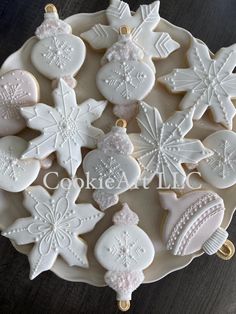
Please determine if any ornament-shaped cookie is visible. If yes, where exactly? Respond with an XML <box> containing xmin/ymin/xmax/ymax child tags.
<box><xmin>95</xmin><ymin>203</ymin><xmax>155</xmax><ymax>311</ymax></box>
<box><xmin>159</xmin><ymin>191</ymin><xmax>234</xmax><ymax>259</ymax></box>
<box><xmin>81</xmin><ymin>0</ymin><xmax>180</xmax><ymax>119</ymax></box>
<box><xmin>2</xmin><ymin>179</ymin><xmax>104</xmax><ymax>279</ymax></box>
<box><xmin>96</xmin><ymin>26</ymin><xmax>155</xmax><ymax>119</ymax></box>
<box><xmin>197</xmin><ymin>130</ymin><xmax>236</xmax><ymax>189</ymax></box>
<box><xmin>83</xmin><ymin>119</ymin><xmax>140</xmax><ymax>210</ymax></box>
<box><xmin>0</xmin><ymin>70</ymin><xmax>39</xmax><ymax>136</ymax></box>
<box><xmin>31</xmin><ymin>4</ymin><xmax>86</xmax><ymax>88</ymax></box>
<box><xmin>159</xmin><ymin>38</ymin><xmax>236</xmax><ymax>129</ymax></box>
<box><xmin>129</xmin><ymin>102</ymin><xmax>212</xmax><ymax>188</ymax></box>
<box><xmin>0</xmin><ymin>136</ymin><xmax>40</xmax><ymax>192</ymax></box>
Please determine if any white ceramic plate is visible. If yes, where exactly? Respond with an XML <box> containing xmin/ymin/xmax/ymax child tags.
<box><xmin>0</xmin><ymin>11</ymin><xmax>235</xmax><ymax>286</ymax></box>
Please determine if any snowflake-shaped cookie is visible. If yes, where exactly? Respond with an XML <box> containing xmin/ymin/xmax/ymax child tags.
<box><xmin>159</xmin><ymin>39</ymin><xmax>236</xmax><ymax>129</ymax></box>
<box><xmin>81</xmin><ymin>0</ymin><xmax>179</xmax><ymax>72</ymax></box>
<box><xmin>129</xmin><ymin>102</ymin><xmax>212</xmax><ymax>187</ymax></box>
<box><xmin>21</xmin><ymin>79</ymin><xmax>106</xmax><ymax>177</ymax></box>
<box><xmin>2</xmin><ymin>179</ymin><xmax>104</xmax><ymax>279</ymax></box>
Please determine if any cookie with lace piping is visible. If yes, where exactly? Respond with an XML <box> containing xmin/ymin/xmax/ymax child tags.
<box><xmin>21</xmin><ymin>79</ymin><xmax>106</xmax><ymax>177</ymax></box>
<box><xmin>0</xmin><ymin>70</ymin><xmax>39</xmax><ymax>136</ymax></box>
<box><xmin>31</xmin><ymin>4</ymin><xmax>86</xmax><ymax>88</ymax></box>
<box><xmin>2</xmin><ymin>179</ymin><xmax>104</xmax><ymax>279</ymax></box>
<box><xmin>159</xmin><ymin>190</ymin><xmax>229</xmax><ymax>256</ymax></box>
<box><xmin>159</xmin><ymin>38</ymin><xmax>236</xmax><ymax>129</ymax></box>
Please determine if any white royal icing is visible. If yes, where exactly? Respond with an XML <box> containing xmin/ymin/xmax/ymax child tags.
<box><xmin>0</xmin><ymin>136</ymin><xmax>40</xmax><ymax>192</ymax></box>
<box><xmin>0</xmin><ymin>70</ymin><xmax>39</xmax><ymax>136</ymax></box>
<box><xmin>159</xmin><ymin>38</ymin><xmax>236</xmax><ymax>129</ymax></box>
<box><xmin>2</xmin><ymin>179</ymin><xmax>104</xmax><ymax>279</ymax></box>
<box><xmin>96</xmin><ymin>60</ymin><xmax>155</xmax><ymax>110</ymax></box>
<box><xmin>95</xmin><ymin>203</ymin><xmax>154</xmax><ymax>300</ymax></box>
<box><xmin>159</xmin><ymin>191</ymin><xmax>227</xmax><ymax>256</ymax></box>
<box><xmin>129</xmin><ymin>102</ymin><xmax>212</xmax><ymax>188</ymax></box>
<box><xmin>31</xmin><ymin>11</ymin><xmax>85</xmax><ymax>87</ymax></box>
<box><xmin>83</xmin><ymin>126</ymin><xmax>141</xmax><ymax>210</ymax></box>
<box><xmin>81</xmin><ymin>0</ymin><xmax>180</xmax><ymax>73</ymax></box>
<box><xmin>197</xmin><ymin>130</ymin><xmax>236</xmax><ymax>188</ymax></box>
<box><xmin>21</xmin><ymin>79</ymin><xmax>106</xmax><ymax>177</ymax></box>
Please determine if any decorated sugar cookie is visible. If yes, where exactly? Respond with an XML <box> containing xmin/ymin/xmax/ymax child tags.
<box><xmin>0</xmin><ymin>70</ymin><xmax>39</xmax><ymax>136</ymax></box>
<box><xmin>159</xmin><ymin>38</ymin><xmax>236</xmax><ymax>129</ymax></box>
<box><xmin>159</xmin><ymin>191</ymin><xmax>234</xmax><ymax>258</ymax></box>
<box><xmin>31</xmin><ymin>4</ymin><xmax>86</xmax><ymax>88</ymax></box>
<box><xmin>83</xmin><ymin>119</ymin><xmax>140</xmax><ymax>210</ymax></box>
<box><xmin>2</xmin><ymin>179</ymin><xmax>104</xmax><ymax>279</ymax></box>
<box><xmin>0</xmin><ymin>136</ymin><xmax>40</xmax><ymax>192</ymax></box>
<box><xmin>129</xmin><ymin>102</ymin><xmax>212</xmax><ymax>188</ymax></box>
<box><xmin>21</xmin><ymin>79</ymin><xmax>106</xmax><ymax>177</ymax></box>
<box><xmin>96</xmin><ymin>26</ymin><xmax>155</xmax><ymax>119</ymax></box>
<box><xmin>197</xmin><ymin>130</ymin><xmax>236</xmax><ymax>189</ymax></box>
<box><xmin>95</xmin><ymin>203</ymin><xmax>155</xmax><ymax>311</ymax></box>
<box><xmin>81</xmin><ymin>0</ymin><xmax>179</xmax><ymax>119</ymax></box>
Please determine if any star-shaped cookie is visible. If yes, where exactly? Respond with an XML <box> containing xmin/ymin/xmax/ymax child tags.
<box><xmin>159</xmin><ymin>38</ymin><xmax>236</xmax><ymax>129</ymax></box>
<box><xmin>2</xmin><ymin>179</ymin><xmax>104</xmax><ymax>279</ymax></box>
<box><xmin>129</xmin><ymin>102</ymin><xmax>212</xmax><ymax>187</ymax></box>
<box><xmin>21</xmin><ymin>79</ymin><xmax>106</xmax><ymax>176</ymax></box>
<box><xmin>81</xmin><ymin>0</ymin><xmax>179</xmax><ymax>72</ymax></box>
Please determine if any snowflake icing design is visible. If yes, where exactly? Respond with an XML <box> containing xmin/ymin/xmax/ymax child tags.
<box><xmin>159</xmin><ymin>39</ymin><xmax>236</xmax><ymax>129</ymax></box>
<box><xmin>21</xmin><ymin>79</ymin><xmax>106</xmax><ymax>177</ymax></box>
<box><xmin>205</xmin><ymin>140</ymin><xmax>236</xmax><ymax>178</ymax></box>
<box><xmin>0</xmin><ymin>147</ymin><xmax>25</xmax><ymax>181</ymax></box>
<box><xmin>42</xmin><ymin>36</ymin><xmax>74</xmax><ymax>69</ymax></box>
<box><xmin>0</xmin><ymin>83</ymin><xmax>28</xmax><ymax>120</ymax></box>
<box><xmin>94</xmin><ymin>156</ymin><xmax>125</xmax><ymax>183</ymax></box>
<box><xmin>81</xmin><ymin>0</ymin><xmax>179</xmax><ymax>72</ymax></box>
<box><xmin>2</xmin><ymin>180</ymin><xmax>104</xmax><ymax>279</ymax></box>
<box><xmin>104</xmin><ymin>61</ymin><xmax>147</xmax><ymax>99</ymax></box>
<box><xmin>107</xmin><ymin>230</ymin><xmax>145</xmax><ymax>268</ymax></box>
<box><xmin>129</xmin><ymin>102</ymin><xmax>212</xmax><ymax>187</ymax></box>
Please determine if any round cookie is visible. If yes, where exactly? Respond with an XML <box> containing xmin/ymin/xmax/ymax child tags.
<box><xmin>197</xmin><ymin>130</ymin><xmax>236</xmax><ymax>189</ymax></box>
<box><xmin>159</xmin><ymin>190</ymin><xmax>228</xmax><ymax>256</ymax></box>
<box><xmin>83</xmin><ymin>120</ymin><xmax>141</xmax><ymax>210</ymax></box>
<box><xmin>0</xmin><ymin>70</ymin><xmax>39</xmax><ymax>136</ymax></box>
<box><xmin>0</xmin><ymin>136</ymin><xmax>41</xmax><ymax>192</ymax></box>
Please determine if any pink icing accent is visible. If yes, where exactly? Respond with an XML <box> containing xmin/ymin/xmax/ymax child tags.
<box><xmin>97</xmin><ymin>126</ymin><xmax>133</xmax><ymax>155</ymax></box>
<box><xmin>52</xmin><ymin>76</ymin><xmax>77</xmax><ymax>89</ymax></box>
<box><xmin>93</xmin><ymin>190</ymin><xmax>119</xmax><ymax>211</ymax></box>
<box><xmin>105</xmin><ymin>270</ymin><xmax>144</xmax><ymax>300</ymax></box>
<box><xmin>113</xmin><ymin>203</ymin><xmax>139</xmax><ymax>225</ymax></box>
<box><xmin>35</xmin><ymin>12</ymin><xmax>71</xmax><ymax>39</ymax></box>
<box><xmin>113</xmin><ymin>103</ymin><xmax>138</xmax><ymax>121</ymax></box>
